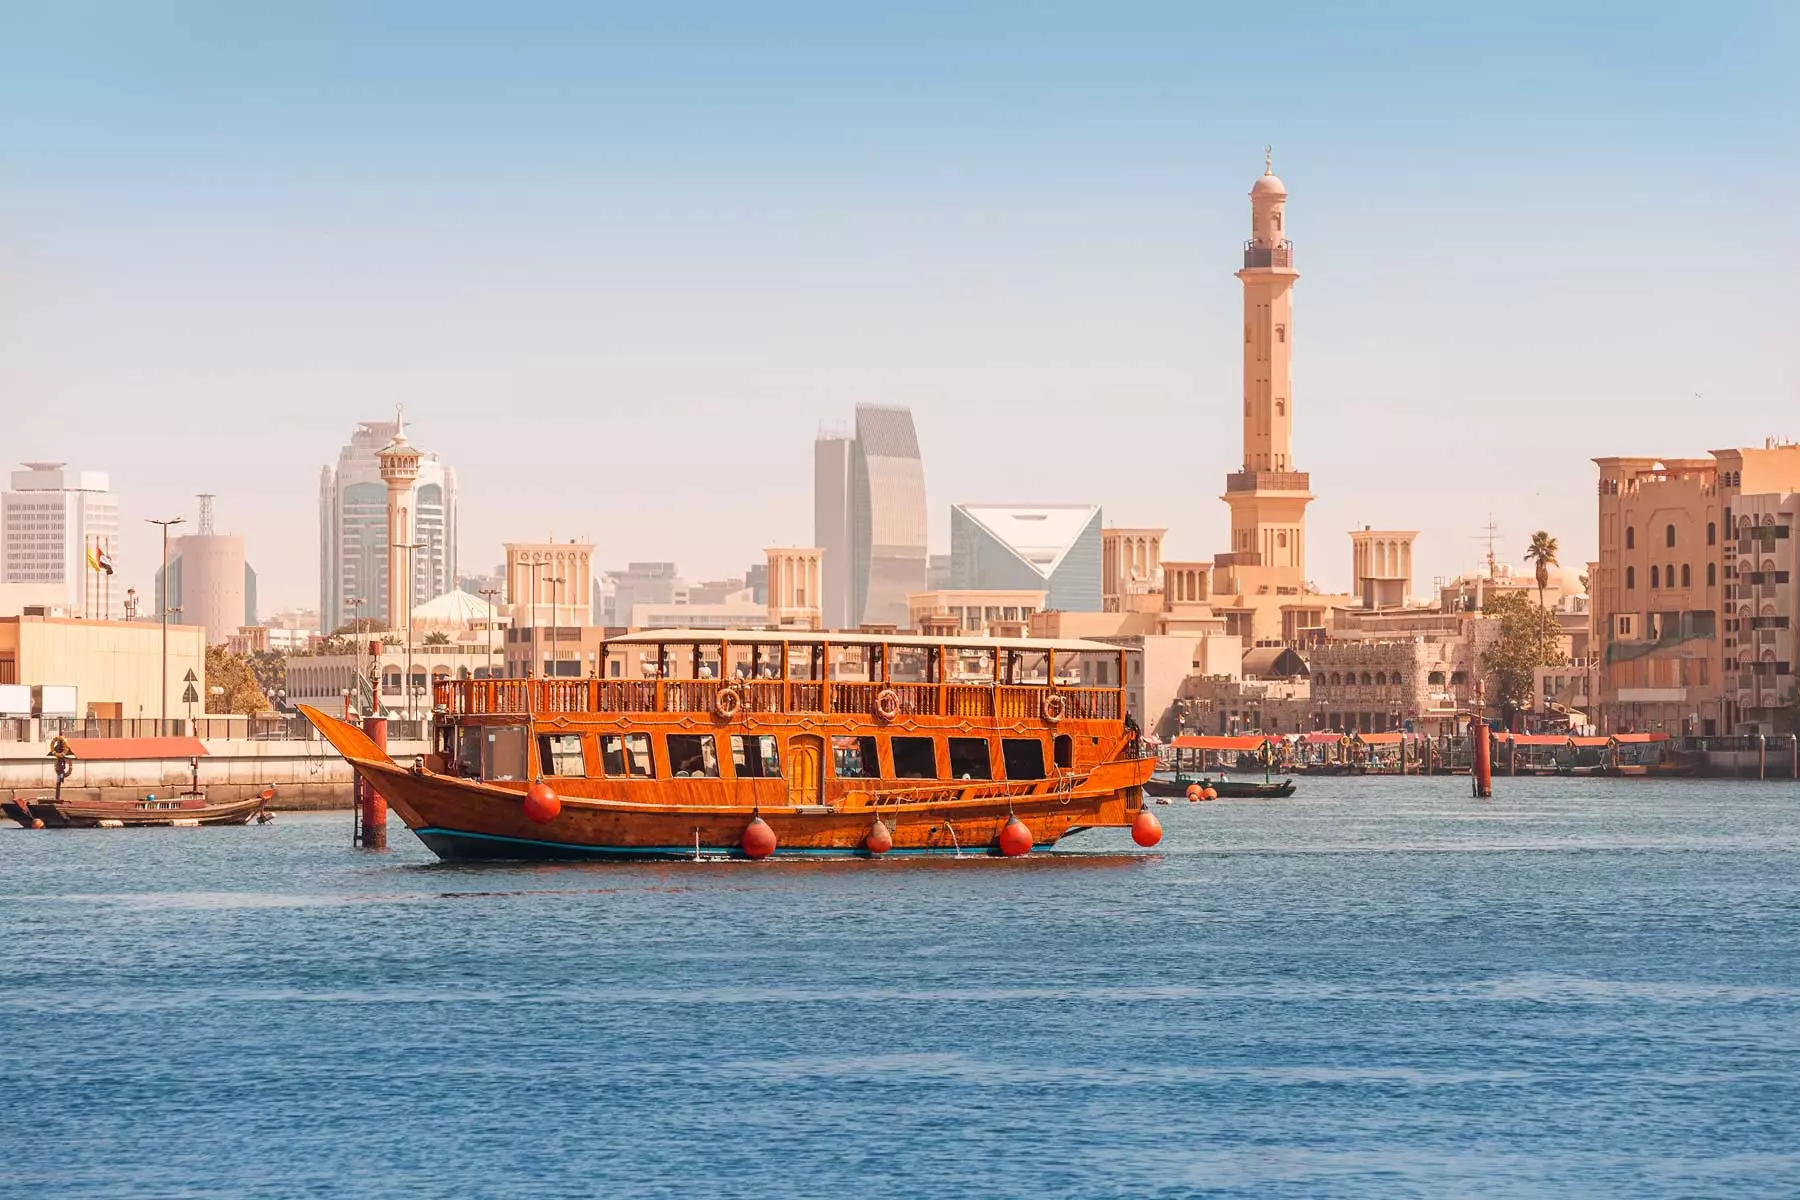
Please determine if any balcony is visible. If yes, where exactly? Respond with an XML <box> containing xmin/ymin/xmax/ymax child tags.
<box><xmin>1243</xmin><ymin>240</ymin><xmax>1294</xmax><ymax>269</ymax></box>
<box><xmin>1226</xmin><ymin>470</ymin><xmax>1312</xmax><ymax>494</ymax></box>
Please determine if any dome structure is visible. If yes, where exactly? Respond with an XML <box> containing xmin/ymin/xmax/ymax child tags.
<box><xmin>1251</xmin><ymin>170</ymin><xmax>1287</xmax><ymax>197</ymax></box>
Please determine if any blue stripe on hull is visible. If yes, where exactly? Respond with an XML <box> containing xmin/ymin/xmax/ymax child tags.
<box><xmin>414</xmin><ymin>825</ymin><xmax>1066</xmax><ymax>862</ymax></box>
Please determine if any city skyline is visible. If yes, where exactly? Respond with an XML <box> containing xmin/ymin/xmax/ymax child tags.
<box><xmin>2</xmin><ymin>5</ymin><xmax>1794</xmax><ymax>611</ymax></box>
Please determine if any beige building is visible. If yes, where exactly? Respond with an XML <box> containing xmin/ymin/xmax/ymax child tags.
<box><xmin>766</xmin><ymin>547</ymin><xmax>823</xmax><ymax>630</ymax></box>
<box><xmin>1351</xmin><ymin>528</ymin><xmax>1417</xmax><ymax>610</ymax></box>
<box><xmin>1102</xmin><ymin>528</ymin><xmax>1165</xmax><ymax>613</ymax></box>
<box><xmin>1591</xmin><ymin>445</ymin><xmax>1800</xmax><ymax>734</ymax></box>
<box><xmin>0</xmin><ymin>614</ymin><xmax>204</xmax><ymax>721</ymax></box>
<box><xmin>907</xmin><ymin>589</ymin><xmax>1046</xmax><ymax>636</ymax></box>
<box><xmin>505</xmin><ymin>539</ymin><xmax>594</xmax><ymax>630</ymax></box>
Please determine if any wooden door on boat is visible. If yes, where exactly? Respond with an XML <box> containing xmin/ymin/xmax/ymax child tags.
<box><xmin>788</xmin><ymin>734</ymin><xmax>823</xmax><ymax>806</ymax></box>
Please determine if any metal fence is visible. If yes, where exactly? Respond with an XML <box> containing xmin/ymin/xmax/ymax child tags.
<box><xmin>0</xmin><ymin>715</ymin><xmax>431</xmax><ymax>744</ymax></box>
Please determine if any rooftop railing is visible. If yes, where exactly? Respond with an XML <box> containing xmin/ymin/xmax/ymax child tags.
<box><xmin>435</xmin><ymin>678</ymin><xmax>1123</xmax><ymax>723</ymax></box>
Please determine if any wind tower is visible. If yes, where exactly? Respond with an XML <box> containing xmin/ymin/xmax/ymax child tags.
<box><xmin>375</xmin><ymin>406</ymin><xmax>423</xmax><ymax>629</ymax></box>
<box><xmin>1221</xmin><ymin>150</ymin><xmax>1312</xmax><ymax>590</ymax></box>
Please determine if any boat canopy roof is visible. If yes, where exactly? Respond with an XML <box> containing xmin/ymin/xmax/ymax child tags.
<box><xmin>59</xmin><ymin>736</ymin><xmax>208</xmax><ymax>761</ymax></box>
<box><xmin>1170</xmin><ymin>735</ymin><xmax>1270</xmax><ymax>751</ymax></box>
<box><xmin>605</xmin><ymin>628</ymin><xmax>1133</xmax><ymax>654</ymax></box>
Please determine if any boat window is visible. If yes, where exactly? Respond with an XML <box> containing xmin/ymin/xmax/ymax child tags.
<box><xmin>786</xmin><ymin>644</ymin><xmax>823</xmax><ymax>681</ymax></box>
<box><xmin>1003</xmin><ymin>649</ymin><xmax>1050</xmax><ymax>685</ymax></box>
<box><xmin>600</xmin><ymin>733</ymin><xmax>654</xmax><ymax>778</ymax></box>
<box><xmin>948</xmin><ymin>648</ymin><xmax>994</xmax><ymax>684</ymax></box>
<box><xmin>667</xmin><ymin>733</ymin><xmax>720</xmax><ymax>778</ymax></box>
<box><xmin>483</xmin><ymin>725</ymin><xmax>529</xmax><ymax>782</ymax></box>
<box><xmin>833</xmin><ymin>735</ymin><xmax>880</xmax><ymax>778</ymax></box>
<box><xmin>538</xmin><ymin>734</ymin><xmax>586</xmax><ymax>778</ymax></box>
<box><xmin>1002</xmin><ymin>738</ymin><xmax>1046</xmax><ymax>780</ymax></box>
<box><xmin>891</xmin><ymin>736</ymin><xmax>937</xmax><ymax>779</ymax></box>
<box><xmin>1054</xmin><ymin>734</ymin><xmax>1073</xmax><ymax>769</ymax></box>
<box><xmin>947</xmin><ymin>737</ymin><xmax>992</xmax><ymax>780</ymax></box>
<box><xmin>889</xmin><ymin>645</ymin><xmax>937</xmax><ymax>684</ymax></box>
<box><xmin>830</xmin><ymin>644</ymin><xmax>873</xmax><ymax>681</ymax></box>
<box><xmin>731</xmin><ymin>734</ymin><xmax>782</xmax><ymax>778</ymax></box>
<box><xmin>456</xmin><ymin>727</ymin><xmax>484</xmax><ymax>777</ymax></box>
<box><xmin>1057</xmin><ymin>650</ymin><xmax>1117</xmax><ymax>687</ymax></box>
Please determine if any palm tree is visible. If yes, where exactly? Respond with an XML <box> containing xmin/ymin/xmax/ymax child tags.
<box><xmin>422</xmin><ymin>630</ymin><xmax>452</xmax><ymax>646</ymax></box>
<box><xmin>1525</xmin><ymin>531</ymin><xmax>1559</xmax><ymax>609</ymax></box>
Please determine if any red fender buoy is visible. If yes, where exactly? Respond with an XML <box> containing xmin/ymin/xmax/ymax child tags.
<box><xmin>865</xmin><ymin>818</ymin><xmax>893</xmax><ymax>855</ymax></box>
<box><xmin>523</xmin><ymin>782</ymin><xmax>560</xmax><ymax>823</ymax></box>
<box><xmin>741</xmin><ymin>815</ymin><xmax>777</xmax><ymax>860</ymax></box>
<box><xmin>1185</xmin><ymin>783</ymin><xmax>1202</xmax><ymax>802</ymax></box>
<box><xmin>1132</xmin><ymin>808</ymin><xmax>1163</xmax><ymax>847</ymax></box>
<box><xmin>997</xmin><ymin>816</ymin><xmax>1033</xmax><ymax>857</ymax></box>
<box><xmin>1203</xmin><ymin>786</ymin><xmax>1218</xmax><ymax>801</ymax></box>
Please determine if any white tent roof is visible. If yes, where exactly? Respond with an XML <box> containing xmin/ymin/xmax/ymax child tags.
<box><xmin>411</xmin><ymin>589</ymin><xmax>499</xmax><ymax>625</ymax></box>
<box><xmin>955</xmin><ymin>504</ymin><xmax>1100</xmax><ymax>580</ymax></box>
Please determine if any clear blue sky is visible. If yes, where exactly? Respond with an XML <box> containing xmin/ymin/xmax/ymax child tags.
<box><xmin>2</xmin><ymin>2</ymin><xmax>1794</xmax><ymax>610</ymax></box>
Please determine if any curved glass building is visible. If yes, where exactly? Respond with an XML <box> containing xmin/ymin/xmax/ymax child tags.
<box><xmin>815</xmin><ymin>405</ymin><xmax>927</xmax><ymax>629</ymax></box>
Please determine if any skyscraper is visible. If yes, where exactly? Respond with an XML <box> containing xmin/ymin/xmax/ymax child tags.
<box><xmin>319</xmin><ymin>415</ymin><xmax>457</xmax><ymax>633</ymax></box>
<box><xmin>813</xmin><ymin>405</ymin><xmax>927</xmax><ymax>629</ymax></box>
<box><xmin>1</xmin><ymin>462</ymin><xmax>121</xmax><ymax>616</ymax></box>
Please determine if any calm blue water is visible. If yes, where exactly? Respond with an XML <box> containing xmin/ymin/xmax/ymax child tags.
<box><xmin>4</xmin><ymin>778</ymin><xmax>1799</xmax><ymax>1198</ymax></box>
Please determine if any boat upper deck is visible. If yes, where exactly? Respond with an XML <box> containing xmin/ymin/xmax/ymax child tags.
<box><xmin>434</xmin><ymin>629</ymin><xmax>1133</xmax><ymax>723</ymax></box>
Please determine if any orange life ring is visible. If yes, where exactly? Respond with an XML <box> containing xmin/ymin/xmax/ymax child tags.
<box><xmin>713</xmin><ymin>687</ymin><xmax>744</xmax><ymax>721</ymax></box>
<box><xmin>1042</xmin><ymin>692</ymin><xmax>1067</xmax><ymax>723</ymax></box>
<box><xmin>873</xmin><ymin>688</ymin><xmax>901</xmax><ymax>722</ymax></box>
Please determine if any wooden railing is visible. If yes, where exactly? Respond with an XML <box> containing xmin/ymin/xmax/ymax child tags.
<box><xmin>433</xmin><ymin>678</ymin><xmax>1123</xmax><ymax>723</ymax></box>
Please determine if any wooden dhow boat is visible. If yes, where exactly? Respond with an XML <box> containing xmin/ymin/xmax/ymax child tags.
<box><xmin>301</xmin><ymin>630</ymin><xmax>1163</xmax><ymax>861</ymax></box>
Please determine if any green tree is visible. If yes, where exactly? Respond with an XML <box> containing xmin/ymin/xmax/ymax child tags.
<box><xmin>1524</xmin><ymin>530</ymin><xmax>1559</xmax><ymax>609</ymax></box>
<box><xmin>1479</xmin><ymin>591</ymin><xmax>1565</xmax><ymax>725</ymax></box>
<box><xmin>423</xmin><ymin>630</ymin><xmax>452</xmax><ymax>646</ymax></box>
<box><xmin>204</xmin><ymin>644</ymin><xmax>270</xmax><ymax>715</ymax></box>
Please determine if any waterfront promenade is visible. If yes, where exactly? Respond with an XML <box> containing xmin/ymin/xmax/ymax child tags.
<box><xmin>4</xmin><ymin>777</ymin><xmax>1797</xmax><ymax>1197</ymax></box>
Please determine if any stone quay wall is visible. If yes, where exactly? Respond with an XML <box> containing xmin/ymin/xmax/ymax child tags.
<box><xmin>0</xmin><ymin>740</ymin><xmax>429</xmax><ymax>811</ymax></box>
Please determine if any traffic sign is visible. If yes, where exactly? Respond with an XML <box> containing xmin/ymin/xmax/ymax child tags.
<box><xmin>181</xmin><ymin>683</ymin><xmax>200</xmax><ymax>704</ymax></box>
<box><xmin>182</xmin><ymin>668</ymin><xmax>199</xmax><ymax>683</ymax></box>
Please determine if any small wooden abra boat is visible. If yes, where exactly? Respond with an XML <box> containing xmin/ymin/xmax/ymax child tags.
<box><xmin>4</xmin><ymin>792</ymin><xmax>271</xmax><ymax>829</ymax></box>
<box><xmin>302</xmin><ymin>629</ymin><xmax>1160</xmax><ymax>861</ymax></box>
<box><xmin>2</xmin><ymin>736</ymin><xmax>273</xmax><ymax>828</ymax></box>
<box><xmin>1146</xmin><ymin>735</ymin><xmax>1298</xmax><ymax>800</ymax></box>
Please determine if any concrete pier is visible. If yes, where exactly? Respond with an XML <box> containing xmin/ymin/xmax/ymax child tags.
<box><xmin>0</xmin><ymin>739</ymin><xmax>429</xmax><ymax>811</ymax></box>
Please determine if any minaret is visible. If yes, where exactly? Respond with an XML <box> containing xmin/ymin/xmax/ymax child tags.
<box><xmin>375</xmin><ymin>406</ymin><xmax>422</xmax><ymax>630</ymax></box>
<box><xmin>1222</xmin><ymin>150</ymin><xmax>1313</xmax><ymax>585</ymax></box>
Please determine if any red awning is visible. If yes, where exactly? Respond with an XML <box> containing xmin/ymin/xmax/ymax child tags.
<box><xmin>1497</xmin><ymin>734</ymin><xmax>1570</xmax><ymax>747</ymax></box>
<box><xmin>1170</xmin><ymin>735</ymin><xmax>1270</xmax><ymax>751</ymax></box>
<box><xmin>60</xmin><ymin>736</ymin><xmax>209</xmax><ymax>761</ymax></box>
<box><xmin>1612</xmin><ymin>732</ymin><xmax>1669</xmax><ymax>744</ymax></box>
<box><xmin>1359</xmin><ymin>732</ymin><xmax>1404</xmax><ymax>745</ymax></box>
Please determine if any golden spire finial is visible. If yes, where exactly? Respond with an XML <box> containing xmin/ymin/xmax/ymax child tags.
<box><xmin>1264</xmin><ymin>145</ymin><xmax>1273</xmax><ymax>174</ymax></box>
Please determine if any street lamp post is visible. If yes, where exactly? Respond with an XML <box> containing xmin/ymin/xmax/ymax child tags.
<box><xmin>392</xmin><ymin>542</ymin><xmax>423</xmax><ymax>724</ymax></box>
<box><xmin>526</xmin><ymin>561</ymin><xmax>551</xmax><ymax>679</ymax></box>
<box><xmin>478</xmin><ymin>587</ymin><xmax>502</xmax><ymax>679</ymax></box>
<box><xmin>348</xmin><ymin>596</ymin><xmax>366</xmax><ymax>716</ymax></box>
<box><xmin>549</xmin><ymin>576</ymin><xmax>565</xmax><ymax>679</ymax></box>
<box><xmin>146</xmin><ymin>516</ymin><xmax>186</xmax><ymax>728</ymax></box>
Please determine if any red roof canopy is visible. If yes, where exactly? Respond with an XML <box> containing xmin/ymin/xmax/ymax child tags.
<box><xmin>1359</xmin><ymin>732</ymin><xmax>1404</xmax><ymax>745</ymax></box>
<box><xmin>1170</xmin><ymin>735</ymin><xmax>1270</xmax><ymax>751</ymax></box>
<box><xmin>60</xmin><ymin>736</ymin><xmax>208</xmax><ymax>761</ymax></box>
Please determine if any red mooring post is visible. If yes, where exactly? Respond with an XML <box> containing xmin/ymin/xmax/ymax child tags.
<box><xmin>1471</xmin><ymin>719</ymin><xmax>1493</xmax><ymax>799</ymax></box>
<box><xmin>359</xmin><ymin>716</ymin><xmax>388</xmax><ymax>849</ymax></box>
